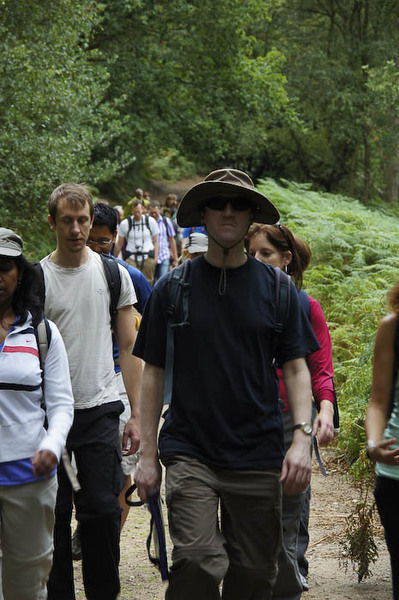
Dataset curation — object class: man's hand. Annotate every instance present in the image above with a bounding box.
[31,450,58,478]
[122,414,140,456]
[280,435,312,495]
[134,454,162,503]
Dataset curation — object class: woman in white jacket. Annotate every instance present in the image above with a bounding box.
[0,228,74,600]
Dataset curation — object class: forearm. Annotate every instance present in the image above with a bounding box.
[139,363,165,457]
[119,351,142,418]
[365,402,388,442]
[283,358,312,426]
[153,238,159,263]
[169,237,178,261]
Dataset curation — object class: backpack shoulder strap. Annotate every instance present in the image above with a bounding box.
[36,318,52,367]
[32,262,46,309]
[101,254,122,332]
[274,268,291,332]
[145,214,151,233]
[163,260,191,405]
[272,268,291,360]
[34,318,52,405]
[127,215,133,237]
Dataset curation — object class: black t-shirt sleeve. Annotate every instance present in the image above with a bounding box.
[133,282,168,368]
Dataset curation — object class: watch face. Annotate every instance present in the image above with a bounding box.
[303,423,312,435]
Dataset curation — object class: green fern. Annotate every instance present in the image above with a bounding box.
[258,178,399,473]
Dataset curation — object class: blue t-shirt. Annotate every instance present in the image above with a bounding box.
[114,256,152,315]
[134,255,319,471]
[112,255,152,374]
[182,226,208,238]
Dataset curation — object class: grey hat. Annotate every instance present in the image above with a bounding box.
[177,168,279,227]
[0,228,23,257]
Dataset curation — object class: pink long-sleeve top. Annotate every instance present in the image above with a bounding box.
[278,294,334,412]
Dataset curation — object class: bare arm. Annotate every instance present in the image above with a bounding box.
[152,235,159,263]
[114,235,125,259]
[281,357,312,494]
[313,399,334,446]
[116,304,141,455]
[134,363,165,502]
[365,314,399,465]
[169,236,178,262]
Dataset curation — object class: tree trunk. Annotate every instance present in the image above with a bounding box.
[382,132,399,203]
[363,128,371,205]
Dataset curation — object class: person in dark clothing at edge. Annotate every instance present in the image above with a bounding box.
[133,168,319,600]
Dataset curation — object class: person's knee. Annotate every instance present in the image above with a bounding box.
[3,551,53,600]
[171,546,229,583]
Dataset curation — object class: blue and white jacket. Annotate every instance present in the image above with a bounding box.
[0,313,74,465]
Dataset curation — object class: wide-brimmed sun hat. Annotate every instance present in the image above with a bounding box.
[177,168,279,227]
[0,228,23,257]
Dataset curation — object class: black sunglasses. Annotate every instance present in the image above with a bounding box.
[205,197,253,212]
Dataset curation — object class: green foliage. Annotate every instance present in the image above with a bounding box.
[144,149,197,183]
[258,178,399,470]
[91,0,295,196]
[0,0,133,238]
[341,482,379,582]
[264,0,399,202]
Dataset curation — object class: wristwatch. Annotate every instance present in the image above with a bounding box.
[293,422,312,436]
[366,440,377,460]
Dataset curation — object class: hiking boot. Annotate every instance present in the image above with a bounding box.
[71,524,82,561]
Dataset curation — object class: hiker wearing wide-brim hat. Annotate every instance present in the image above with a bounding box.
[177,168,279,227]
[177,168,279,295]
[133,167,319,600]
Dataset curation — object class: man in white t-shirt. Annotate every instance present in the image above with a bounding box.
[114,200,159,284]
[41,183,142,600]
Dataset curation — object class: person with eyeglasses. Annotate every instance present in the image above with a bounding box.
[132,168,319,600]
[86,202,151,527]
[246,223,336,599]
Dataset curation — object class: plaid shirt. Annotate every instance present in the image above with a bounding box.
[156,215,175,263]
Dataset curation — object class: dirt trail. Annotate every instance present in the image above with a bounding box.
[73,449,392,599]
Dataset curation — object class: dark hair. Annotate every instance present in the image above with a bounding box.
[132,199,143,208]
[10,256,44,327]
[246,223,311,289]
[48,183,93,223]
[93,202,118,234]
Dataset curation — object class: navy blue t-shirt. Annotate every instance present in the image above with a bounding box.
[134,255,319,471]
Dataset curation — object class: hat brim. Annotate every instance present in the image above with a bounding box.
[0,246,22,258]
[177,181,279,227]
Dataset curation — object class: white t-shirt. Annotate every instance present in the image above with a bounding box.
[40,249,136,410]
[119,215,159,255]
